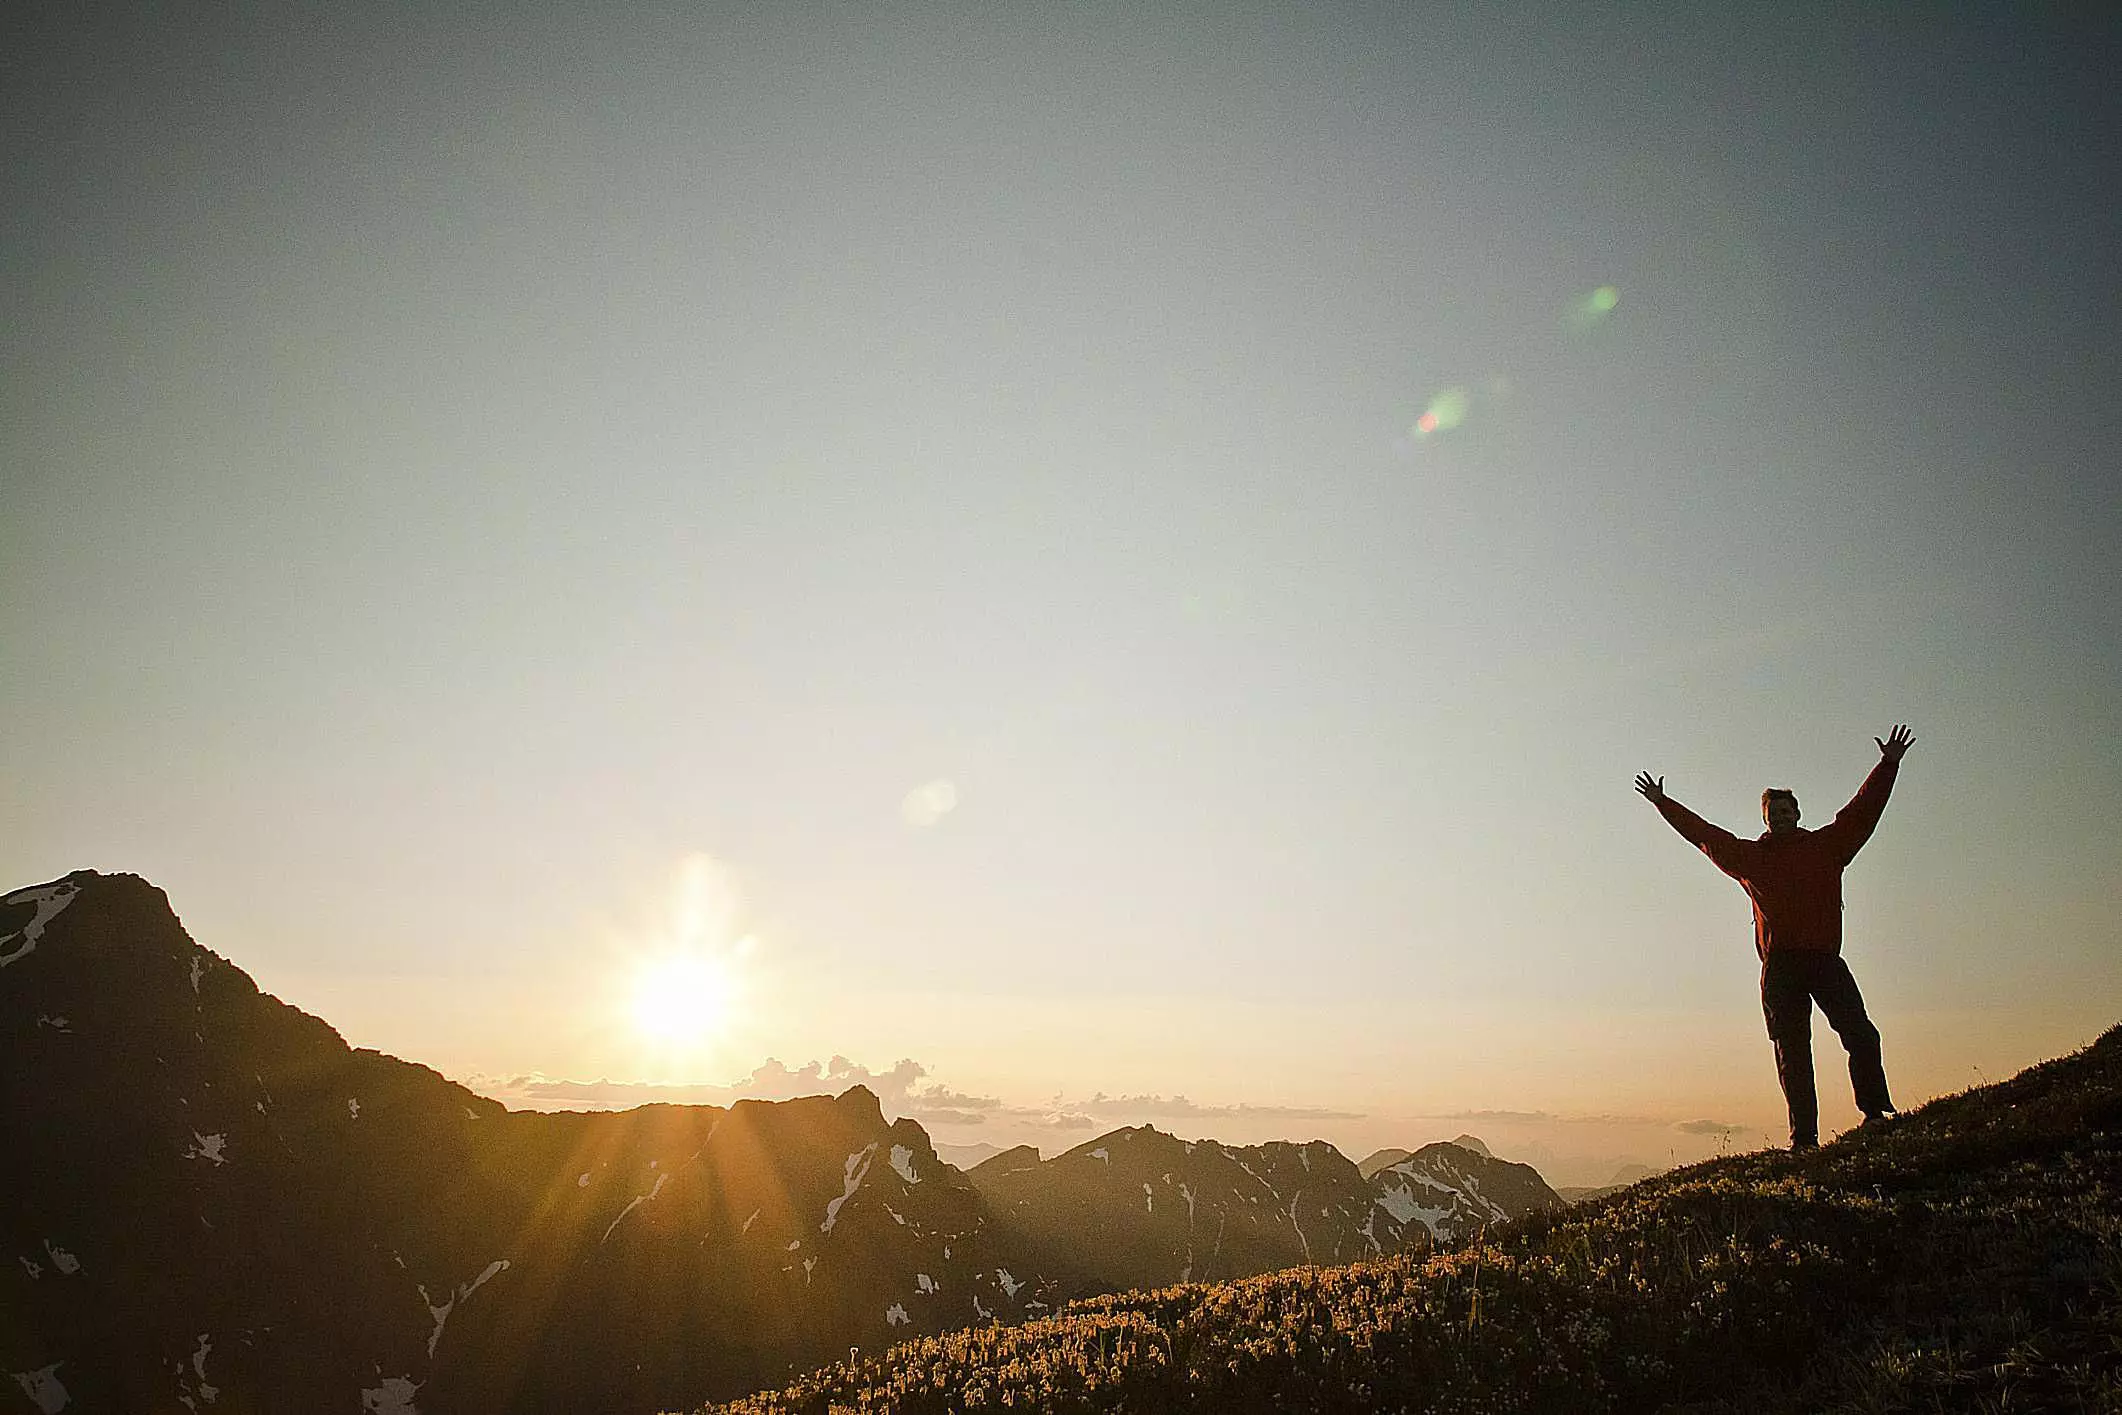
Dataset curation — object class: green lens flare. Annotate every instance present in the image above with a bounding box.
[1432,388,1469,427]
[1420,387,1469,435]
[1568,285,1621,329]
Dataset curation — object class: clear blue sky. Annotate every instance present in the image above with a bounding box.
[5,2,2116,1183]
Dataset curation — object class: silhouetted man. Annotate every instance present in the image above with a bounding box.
[1635,726,1914,1151]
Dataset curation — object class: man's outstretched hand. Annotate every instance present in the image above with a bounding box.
[1876,724,1915,763]
[1634,771,1666,802]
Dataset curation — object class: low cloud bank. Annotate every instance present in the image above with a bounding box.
[470,1056,994,1117]
[466,1059,1762,1186]
[468,1058,1360,1135]
[1439,1107,1756,1140]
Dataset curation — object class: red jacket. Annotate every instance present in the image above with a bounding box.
[1653,759,1899,961]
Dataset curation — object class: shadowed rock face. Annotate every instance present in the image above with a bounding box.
[968,1128,1562,1299]
[0,872,1051,1415]
[973,1128,1392,1294]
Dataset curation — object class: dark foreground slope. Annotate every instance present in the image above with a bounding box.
[706,1023,2122,1414]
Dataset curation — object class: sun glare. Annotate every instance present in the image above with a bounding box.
[609,853,768,1068]
[630,952,737,1046]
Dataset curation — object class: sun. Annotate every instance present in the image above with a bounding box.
[629,952,738,1047]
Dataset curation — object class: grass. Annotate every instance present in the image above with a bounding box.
[691,1023,2122,1413]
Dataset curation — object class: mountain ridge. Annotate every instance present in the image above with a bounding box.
[2,871,1049,1413]
[2,870,1559,1414]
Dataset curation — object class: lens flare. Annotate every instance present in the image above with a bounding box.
[1568,285,1621,329]
[901,778,958,827]
[631,953,738,1044]
[614,853,761,1063]
[1413,387,1469,438]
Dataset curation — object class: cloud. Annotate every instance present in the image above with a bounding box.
[908,1084,1001,1113]
[1070,1093,1363,1122]
[466,1058,1361,1136]
[477,1077,734,1109]
[910,1109,990,1127]
[467,1055,1005,1116]
[1034,1112,1097,1131]
[1434,1108,1720,1129]
[901,779,958,827]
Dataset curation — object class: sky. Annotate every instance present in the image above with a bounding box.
[5,2,2117,1186]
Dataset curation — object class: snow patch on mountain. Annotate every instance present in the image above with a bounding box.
[361,1376,420,1414]
[0,879,81,972]
[420,1259,510,1358]
[601,1173,669,1242]
[822,1144,877,1233]
[1385,1155,1509,1225]
[10,1364,68,1413]
[1231,1157,1278,1198]
[176,1332,218,1410]
[1374,1181,1454,1234]
[889,1144,918,1183]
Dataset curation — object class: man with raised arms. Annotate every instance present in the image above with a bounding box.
[1635,725,1915,1151]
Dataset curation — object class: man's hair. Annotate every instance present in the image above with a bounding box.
[1761,788,1798,817]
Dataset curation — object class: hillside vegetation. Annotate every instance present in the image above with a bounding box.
[701,1025,2122,1414]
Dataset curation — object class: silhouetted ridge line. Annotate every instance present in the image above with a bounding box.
[2,871,1033,1413]
[0,870,1559,1415]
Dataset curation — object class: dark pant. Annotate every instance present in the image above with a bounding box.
[1760,951,1894,1146]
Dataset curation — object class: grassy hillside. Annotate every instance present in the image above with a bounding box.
[698,1024,2122,1414]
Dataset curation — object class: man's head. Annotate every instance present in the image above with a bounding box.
[1762,788,1801,835]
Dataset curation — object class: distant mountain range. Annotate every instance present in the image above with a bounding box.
[1,872,1559,1413]
[972,1128,1557,1298]
[934,1139,1008,1171]
[1355,1132,1491,1176]
[1554,1163,1659,1203]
